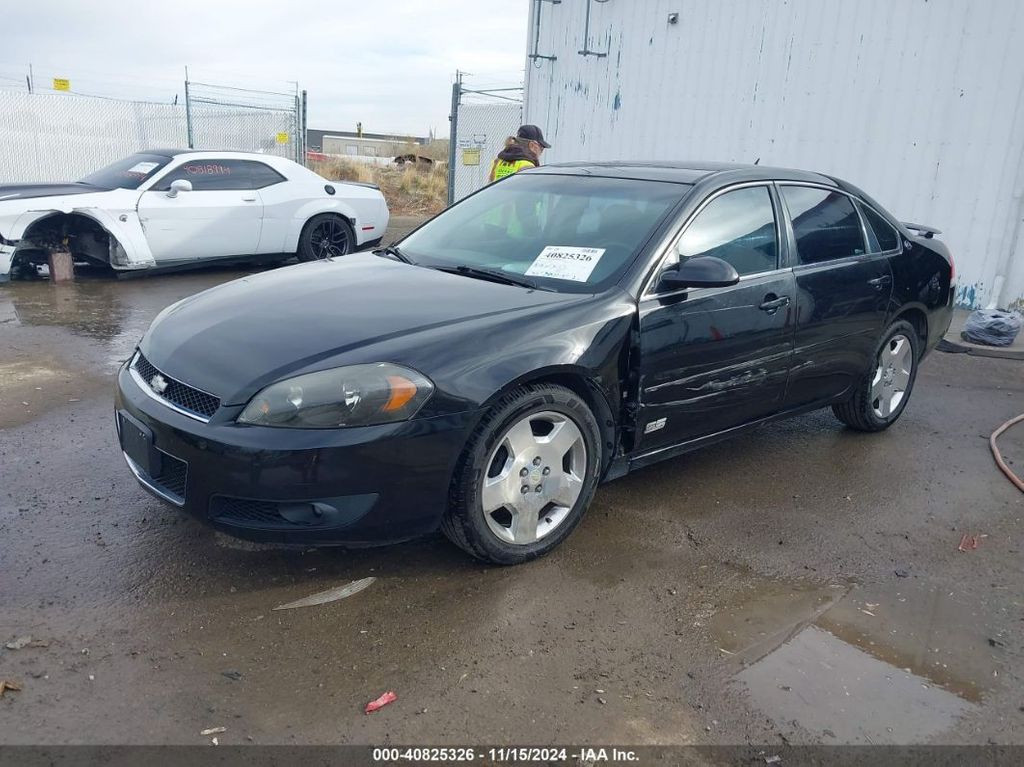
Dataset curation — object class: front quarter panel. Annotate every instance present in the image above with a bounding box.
[346,291,638,448]
[1,190,155,274]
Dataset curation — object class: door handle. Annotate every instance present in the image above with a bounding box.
[241,195,258,202]
[867,275,892,291]
[759,294,791,313]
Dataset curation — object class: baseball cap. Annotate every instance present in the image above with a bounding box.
[517,124,551,148]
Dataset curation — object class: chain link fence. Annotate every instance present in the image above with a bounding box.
[0,73,305,183]
[186,81,305,163]
[448,78,523,204]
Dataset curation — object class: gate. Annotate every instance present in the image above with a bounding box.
[447,74,523,204]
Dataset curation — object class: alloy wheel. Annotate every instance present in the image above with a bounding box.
[871,333,913,419]
[310,218,349,259]
[481,411,587,545]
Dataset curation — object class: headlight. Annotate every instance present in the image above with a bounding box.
[237,363,433,428]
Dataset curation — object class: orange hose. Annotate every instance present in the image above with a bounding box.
[991,413,1024,493]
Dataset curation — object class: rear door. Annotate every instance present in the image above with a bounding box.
[636,184,795,452]
[137,158,263,262]
[778,184,892,408]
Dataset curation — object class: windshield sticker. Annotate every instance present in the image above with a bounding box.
[525,246,605,282]
[126,161,159,176]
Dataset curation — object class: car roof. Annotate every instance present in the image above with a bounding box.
[142,149,190,158]
[142,149,296,164]
[531,161,837,186]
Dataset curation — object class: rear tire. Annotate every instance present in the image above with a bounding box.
[442,384,602,565]
[297,214,354,262]
[832,319,920,432]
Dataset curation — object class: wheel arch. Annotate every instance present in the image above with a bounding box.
[889,304,929,357]
[18,211,125,267]
[475,365,619,473]
[289,202,360,252]
[10,205,153,270]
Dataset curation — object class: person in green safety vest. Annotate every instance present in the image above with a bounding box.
[488,124,551,182]
[484,125,551,238]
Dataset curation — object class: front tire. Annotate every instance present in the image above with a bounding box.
[297,214,354,262]
[832,319,920,432]
[442,384,603,565]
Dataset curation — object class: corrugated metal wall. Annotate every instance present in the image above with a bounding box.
[524,0,1024,309]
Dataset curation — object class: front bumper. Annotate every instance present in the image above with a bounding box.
[115,360,477,544]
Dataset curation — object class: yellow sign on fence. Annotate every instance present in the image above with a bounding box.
[462,148,481,166]
[276,132,289,145]
[52,78,70,92]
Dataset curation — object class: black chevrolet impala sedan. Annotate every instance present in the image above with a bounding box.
[115,162,954,564]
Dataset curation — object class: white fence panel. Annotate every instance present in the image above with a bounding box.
[0,91,187,183]
[452,101,523,202]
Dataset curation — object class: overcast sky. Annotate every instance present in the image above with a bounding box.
[0,0,528,137]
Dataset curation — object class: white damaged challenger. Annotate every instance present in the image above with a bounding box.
[0,150,389,281]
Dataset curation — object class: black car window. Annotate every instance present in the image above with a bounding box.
[248,161,287,189]
[860,203,900,252]
[677,186,778,276]
[782,186,866,264]
[152,159,253,191]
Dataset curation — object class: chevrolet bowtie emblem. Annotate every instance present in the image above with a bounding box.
[150,374,169,394]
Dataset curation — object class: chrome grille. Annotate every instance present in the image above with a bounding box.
[132,353,220,420]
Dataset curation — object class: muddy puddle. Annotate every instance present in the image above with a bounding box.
[0,359,106,429]
[711,574,998,743]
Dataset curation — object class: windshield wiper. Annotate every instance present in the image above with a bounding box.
[374,244,414,264]
[435,265,548,291]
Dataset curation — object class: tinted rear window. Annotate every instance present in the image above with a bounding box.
[249,162,287,188]
[781,186,865,264]
[860,203,900,252]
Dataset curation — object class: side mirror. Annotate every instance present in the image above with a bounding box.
[659,256,740,290]
[166,179,193,198]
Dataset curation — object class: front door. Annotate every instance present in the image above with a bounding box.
[777,185,893,408]
[636,184,795,452]
[137,158,263,262]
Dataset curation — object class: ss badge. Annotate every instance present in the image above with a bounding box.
[644,417,667,434]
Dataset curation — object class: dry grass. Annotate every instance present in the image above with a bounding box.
[311,140,450,216]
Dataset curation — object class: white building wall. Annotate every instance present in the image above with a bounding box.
[524,0,1024,309]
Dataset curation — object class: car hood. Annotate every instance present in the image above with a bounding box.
[140,253,584,404]
[0,182,103,201]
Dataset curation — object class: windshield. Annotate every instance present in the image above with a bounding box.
[399,173,689,293]
[78,152,172,190]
